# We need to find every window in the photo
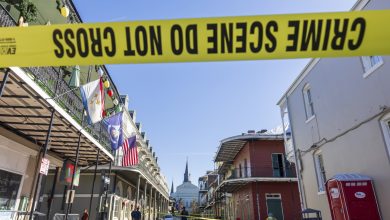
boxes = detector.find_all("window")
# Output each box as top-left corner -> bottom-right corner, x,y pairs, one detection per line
244,159 -> 248,177
380,114 -> 390,158
361,56 -> 383,77
239,164 -> 242,178
303,84 -> 315,120
0,169 -> 22,210
314,153 -> 326,192
272,154 -> 285,177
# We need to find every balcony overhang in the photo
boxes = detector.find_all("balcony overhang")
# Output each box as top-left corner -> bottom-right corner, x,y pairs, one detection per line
214,134 -> 284,162
0,68 -> 113,166
216,177 -> 298,193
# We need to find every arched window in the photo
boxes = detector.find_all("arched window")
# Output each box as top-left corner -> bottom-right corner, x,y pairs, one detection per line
127,186 -> 132,200
115,181 -> 123,197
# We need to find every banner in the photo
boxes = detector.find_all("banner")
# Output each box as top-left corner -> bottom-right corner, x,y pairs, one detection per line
0,10 -> 389,67
59,160 -> 80,186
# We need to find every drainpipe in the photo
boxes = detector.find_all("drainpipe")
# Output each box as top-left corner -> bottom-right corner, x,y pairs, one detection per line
285,95 -> 307,209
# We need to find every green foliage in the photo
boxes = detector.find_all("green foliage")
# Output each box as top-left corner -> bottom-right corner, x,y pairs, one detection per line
18,0 -> 37,22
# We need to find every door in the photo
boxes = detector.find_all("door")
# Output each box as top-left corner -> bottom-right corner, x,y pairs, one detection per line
266,194 -> 284,220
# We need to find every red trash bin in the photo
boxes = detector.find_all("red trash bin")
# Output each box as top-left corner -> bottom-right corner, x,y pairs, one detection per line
326,173 -> 381,220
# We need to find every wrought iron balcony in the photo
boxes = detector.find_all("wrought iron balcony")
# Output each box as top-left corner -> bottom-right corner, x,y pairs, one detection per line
0,4 -> 111,152
114,153 -> 167,195
224,166 -> 296,180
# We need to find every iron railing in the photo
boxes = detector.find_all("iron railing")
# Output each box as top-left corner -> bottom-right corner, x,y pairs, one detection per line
223,166 -> 296,180
0,4 -> 111,152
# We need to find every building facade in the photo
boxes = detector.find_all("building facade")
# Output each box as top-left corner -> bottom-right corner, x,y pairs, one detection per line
277,1 -> 390,219
213,132 -> 301,220
0,1 -> 169,219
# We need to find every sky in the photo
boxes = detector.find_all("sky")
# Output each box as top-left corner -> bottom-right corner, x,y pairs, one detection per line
73,0 -> 356,191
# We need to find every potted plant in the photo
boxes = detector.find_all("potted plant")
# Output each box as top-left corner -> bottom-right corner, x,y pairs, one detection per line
17,0 -> 38,25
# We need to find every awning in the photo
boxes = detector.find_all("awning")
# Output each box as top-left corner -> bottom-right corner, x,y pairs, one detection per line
0,68 -> 113,166
214,134 -> 284,162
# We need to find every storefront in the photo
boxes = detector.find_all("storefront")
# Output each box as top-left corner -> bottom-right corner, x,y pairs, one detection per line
0,131 -> 37,219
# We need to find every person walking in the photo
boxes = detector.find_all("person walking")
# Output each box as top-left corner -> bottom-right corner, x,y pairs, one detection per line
131,207 -> 142,220
180,207 -> 189,220
81,208 -> 89,220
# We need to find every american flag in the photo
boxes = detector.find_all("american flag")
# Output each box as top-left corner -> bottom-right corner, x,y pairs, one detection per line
122,136 -> 138,166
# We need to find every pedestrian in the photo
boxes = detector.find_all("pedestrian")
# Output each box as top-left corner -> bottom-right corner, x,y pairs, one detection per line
180,207 -> 189,220
81,208 -> 89,220
131,207 -> 142,220
171,206 -> 175,215
266,213 -> 277,220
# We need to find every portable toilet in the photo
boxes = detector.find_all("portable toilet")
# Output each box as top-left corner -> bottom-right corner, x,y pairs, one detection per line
325,173 -> 381,220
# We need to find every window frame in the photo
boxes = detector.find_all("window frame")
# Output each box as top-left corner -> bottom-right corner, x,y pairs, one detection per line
361,56 -> 384,78
302,84 -> 315,121
271,153 -> 286,177
380,113 -> 390,159
313,152 -> 326,193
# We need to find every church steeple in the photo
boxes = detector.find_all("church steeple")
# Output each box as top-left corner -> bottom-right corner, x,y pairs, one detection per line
184,157 -> 189,183
170,181 -> 174,195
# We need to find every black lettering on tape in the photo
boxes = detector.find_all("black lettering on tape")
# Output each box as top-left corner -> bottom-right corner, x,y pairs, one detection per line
89,28 -> 103,56
171,25 -> 184,55
249,21 -> 263,53
53,29 -> 64,58
64,29 -> 76,58
265,21 -> 278,52
221,23 -> 233,54
348,17 -> 365,50
236,22 -> 247,53
185,24 -> 198,54
103,27 -> 116,57
135,26 -> 148,56
76,28 -> 89,57
207,23 -> 218,54
124,27 -> 136,56
301,20 -> 323,51
286,20 -> 299,52
331,19 -> 348,50
150,26 -> 163,55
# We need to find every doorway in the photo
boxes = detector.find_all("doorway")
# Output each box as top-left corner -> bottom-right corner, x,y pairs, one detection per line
266,194 -> 284,220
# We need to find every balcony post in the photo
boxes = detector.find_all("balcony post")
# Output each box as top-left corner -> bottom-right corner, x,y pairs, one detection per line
101,160 -> 113,220
143,182 -> 148,220
135,174 -> 141,208
89,148 -> 100,217
64,111 -> 85,219
153,190 -> 157,220
0,68 -> 11,98
148,187 -> 152,220
29,108 -> 56,220
46,167 -> 60,220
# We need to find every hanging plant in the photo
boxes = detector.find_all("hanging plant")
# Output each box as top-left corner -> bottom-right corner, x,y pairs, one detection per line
18,0 -> 38,23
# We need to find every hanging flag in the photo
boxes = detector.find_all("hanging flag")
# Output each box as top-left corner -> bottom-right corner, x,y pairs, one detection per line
104,112 -> 124,150
122,135 -> 138,166
80,78 -> 104,124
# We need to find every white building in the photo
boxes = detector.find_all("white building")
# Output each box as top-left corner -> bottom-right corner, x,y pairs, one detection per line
277,1 -> 390,219
171,160 -> 199,213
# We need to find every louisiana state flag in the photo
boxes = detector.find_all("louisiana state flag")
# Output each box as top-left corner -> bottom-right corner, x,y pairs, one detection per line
80,78 -> 104,124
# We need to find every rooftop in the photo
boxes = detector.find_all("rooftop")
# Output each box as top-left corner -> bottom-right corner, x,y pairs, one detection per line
214,132 -> 284,162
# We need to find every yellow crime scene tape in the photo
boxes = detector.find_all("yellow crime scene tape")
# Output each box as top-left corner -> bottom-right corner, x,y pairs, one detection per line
0,10 -> 389,67
157,212 -> 220,220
